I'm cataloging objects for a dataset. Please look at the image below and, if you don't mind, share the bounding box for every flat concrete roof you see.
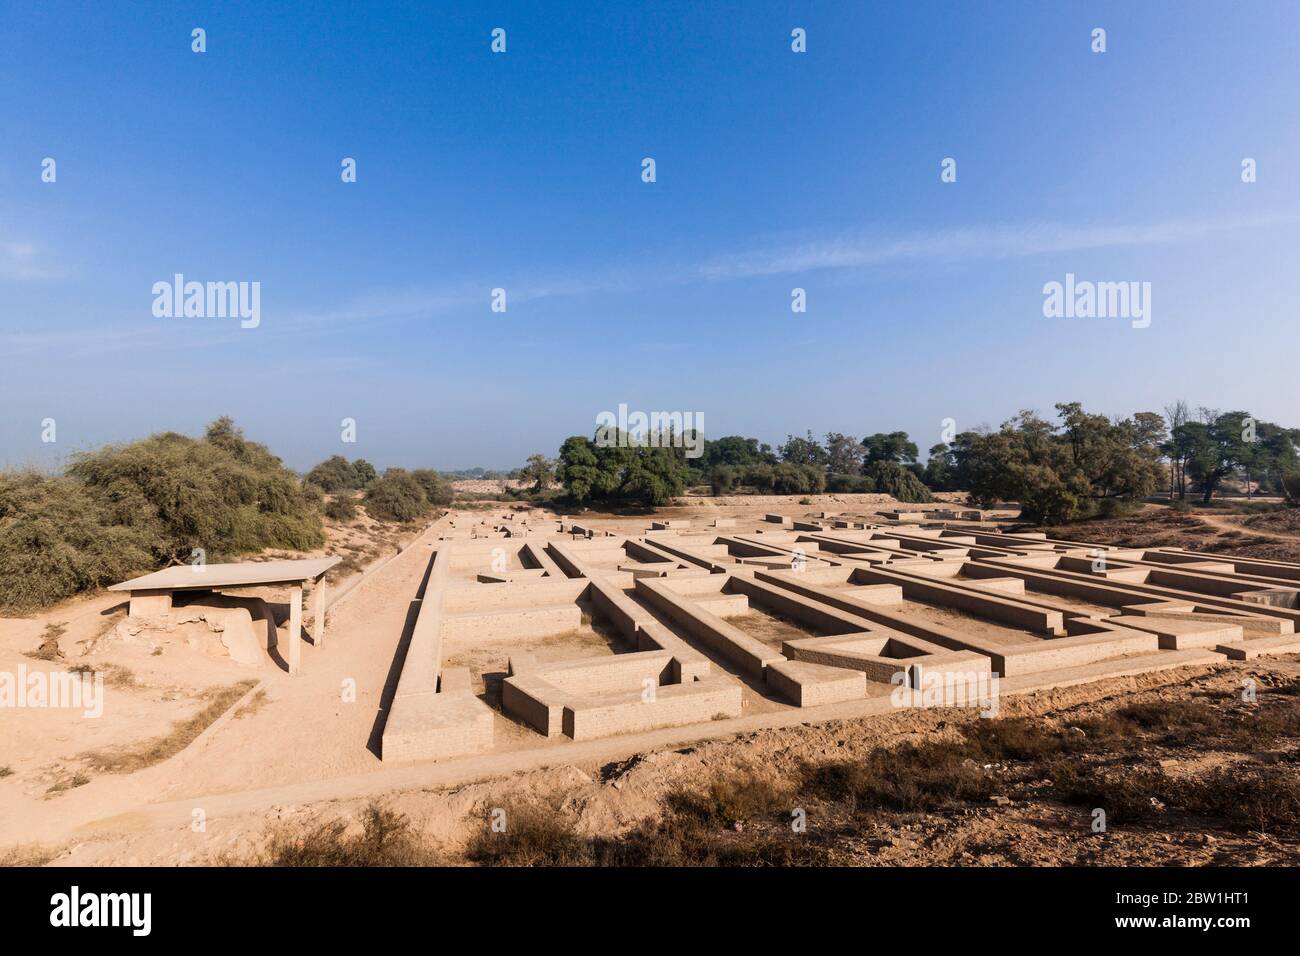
[109,557,339,592]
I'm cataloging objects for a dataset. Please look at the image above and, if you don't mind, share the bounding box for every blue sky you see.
[2,1,1298,472]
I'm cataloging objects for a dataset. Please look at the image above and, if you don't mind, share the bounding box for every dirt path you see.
[0,515,451,849]
[25,649,1223,854]
[44,656,1298,866]
[1197,510,1300,542]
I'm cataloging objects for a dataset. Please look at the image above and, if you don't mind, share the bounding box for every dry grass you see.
[46,771,90,794]
[233,688,268,719]
[464,781,833,867]
[1047,762,1300,831]
[465,697,1300,864]
[221,676,1300,867]
[243,804,443,866]
[725,606,819,647]
[0,844,57,867]
[81,680,257,774]
[67,662,136,688]
[25,622,67,661]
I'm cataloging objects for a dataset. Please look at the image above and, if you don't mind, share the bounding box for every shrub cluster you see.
[0,418,324,612]
[324,495,358,521]
[364,468,437,522]
[304,455,376,493]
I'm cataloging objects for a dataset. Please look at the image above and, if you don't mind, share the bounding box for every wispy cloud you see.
[692,215,1289,281]
[309,214,1285,327]
[0,238,60,280]
[6,213,1288,356]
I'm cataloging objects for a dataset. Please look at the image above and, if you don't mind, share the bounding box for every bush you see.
[364,469,431,522]
[740,463,776,493]
[67,418,324,563]
[828,473,874,493]
[1096,497,1143,519]
[411,469,453,507]
[305,455,362,493]
[0,471,156,612]
[863,460,933,503]
[710,465,738,496]
[255,804,442,866]
[772,462,826,495]
[324,495,358,521]
[1,419,326,613]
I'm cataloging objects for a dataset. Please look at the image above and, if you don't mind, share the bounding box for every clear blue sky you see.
[2,1,1298,472]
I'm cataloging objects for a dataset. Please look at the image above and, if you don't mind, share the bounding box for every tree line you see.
[542,401,1300,522]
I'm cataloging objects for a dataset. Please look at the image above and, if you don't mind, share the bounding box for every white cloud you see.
[0,238,60,280]
[692,216,1288,281]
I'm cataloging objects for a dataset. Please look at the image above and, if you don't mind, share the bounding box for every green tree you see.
[556,433,688,507]
[923,443,955,491]
[411,469,454,507]
[779,432,827,469]
[861,432,919,466]
[365,468,432,522]
[556,436,605,504]
[0,470,156,612]
[824,432,864,476]
[702,436,776,469]
[521,454,555,493]
[865,460,933,502]
[68,419,324,561]
[964,405,1163,522]
[352,459,377,487]
[306,455,361,493]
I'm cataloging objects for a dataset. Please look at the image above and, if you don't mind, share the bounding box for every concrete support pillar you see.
[288,585,303,675]
[311,575,327,647]
[128,589,173,621]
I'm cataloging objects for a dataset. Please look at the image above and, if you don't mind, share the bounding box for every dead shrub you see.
[800,739,996,812]
[1049,762,1300,832]
[464,798,594,866]
[257,804,442,866]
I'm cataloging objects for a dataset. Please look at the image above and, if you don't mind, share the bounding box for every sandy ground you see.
[27,657,1300,866]
[5,494,1297,866]
[0,507,448,852]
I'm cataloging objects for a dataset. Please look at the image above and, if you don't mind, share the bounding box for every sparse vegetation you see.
[67,662,137,688]
[26,622,67,661]
[247,804,443,866]
[82,680,257,774]
[217,673,1300,868]
[46,772,90,794]
[0,845,57,867]
[234,688,269,720]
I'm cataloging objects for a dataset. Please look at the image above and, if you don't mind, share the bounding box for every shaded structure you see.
[109,558,338,674]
